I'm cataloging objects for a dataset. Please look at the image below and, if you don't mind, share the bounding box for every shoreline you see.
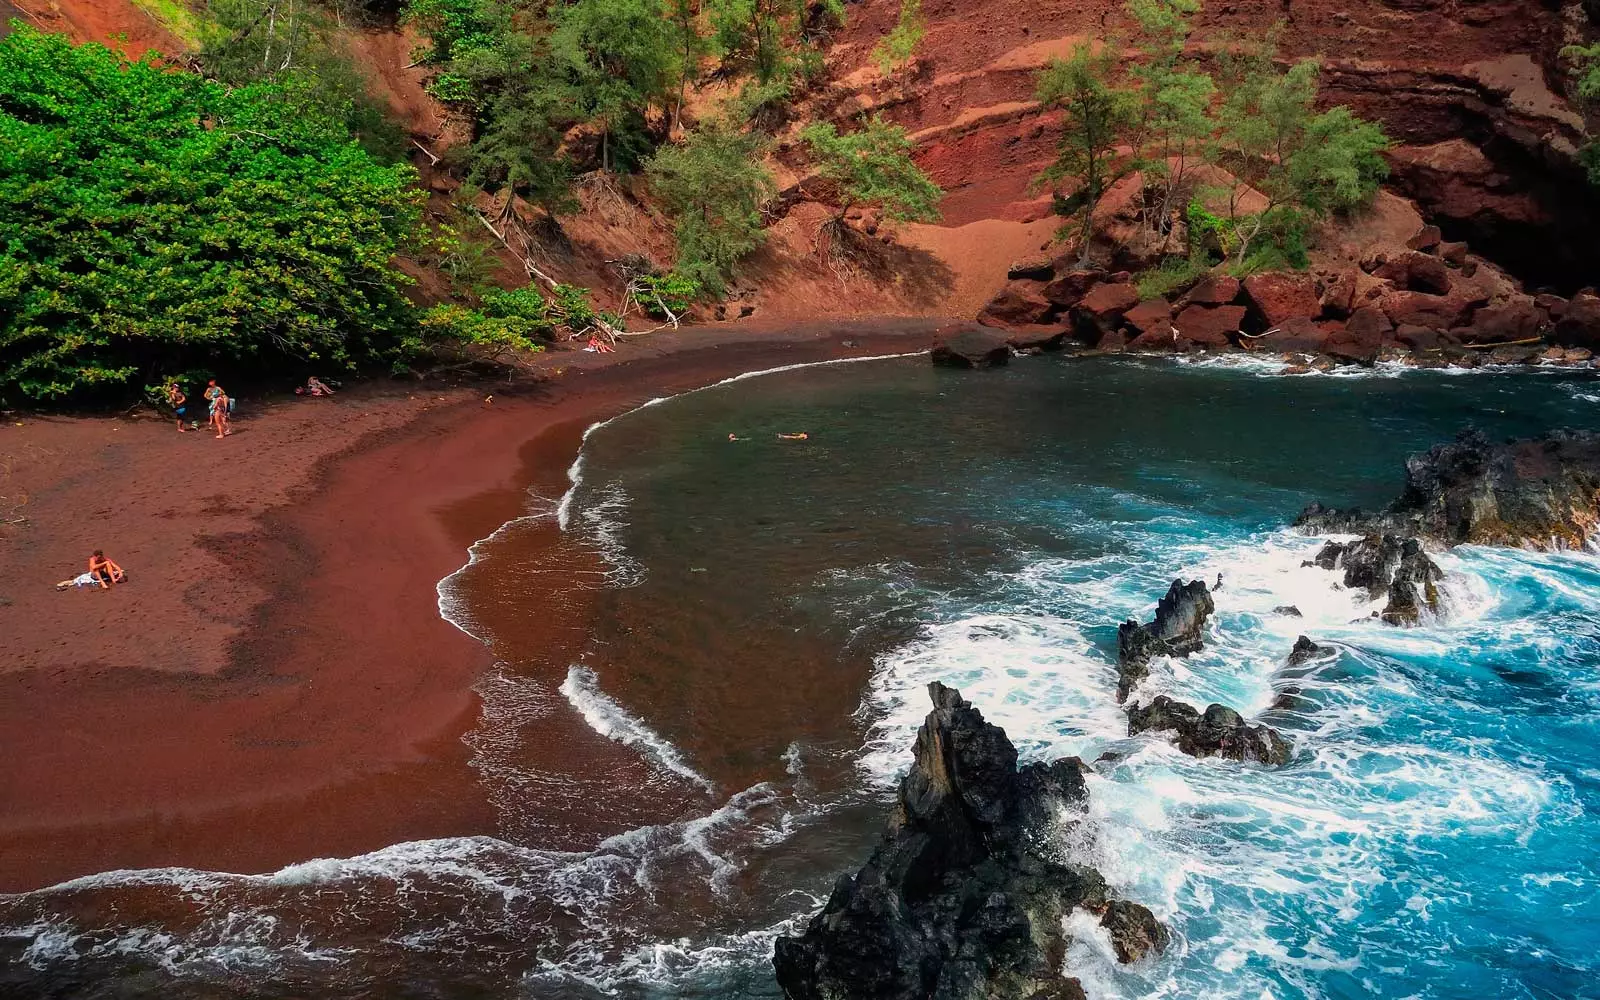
[0,318,944,893]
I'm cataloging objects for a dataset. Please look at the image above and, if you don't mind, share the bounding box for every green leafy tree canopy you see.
[800,116,942,223]
[646,123,776,295]
[0,26,424,402]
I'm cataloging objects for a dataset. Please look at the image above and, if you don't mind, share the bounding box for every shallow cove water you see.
[4,356,1600,999]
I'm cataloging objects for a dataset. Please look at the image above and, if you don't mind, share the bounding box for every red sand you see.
[0,320,942,892]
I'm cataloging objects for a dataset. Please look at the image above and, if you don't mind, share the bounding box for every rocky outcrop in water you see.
[930,325,1012,368]
[1297,430,1600,551]
[1304,534,1444,625]
[1285,635,1331,669]
[1126,696,1292,766]
[773,683,1166,1000]
[1115,579,1214,701]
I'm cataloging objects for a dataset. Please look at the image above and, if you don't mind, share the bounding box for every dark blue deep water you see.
[6,355,1599,1000]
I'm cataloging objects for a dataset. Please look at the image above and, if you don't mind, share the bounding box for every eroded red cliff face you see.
[820,0,1597,292]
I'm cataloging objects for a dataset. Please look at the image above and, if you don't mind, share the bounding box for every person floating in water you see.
[728,433,744,442]
[777,432,809,441]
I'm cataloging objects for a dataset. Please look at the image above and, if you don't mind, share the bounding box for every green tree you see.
[872,0,924,76]
[199,0,407,160]
[1123,0,1214,235]
[1213,46,1388,263]
[646,123,776,294]
[0,27,425,401]
[799,116,942,223]
[1034,41,1135,264]
[550,0,678,171]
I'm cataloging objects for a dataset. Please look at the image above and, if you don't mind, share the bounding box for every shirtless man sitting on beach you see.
[87,550,124,589]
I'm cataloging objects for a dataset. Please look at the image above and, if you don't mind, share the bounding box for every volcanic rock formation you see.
[1303,534,1444,625]
[1115,579,1215,701]
[1297,429,1600,550]
[1126,696,1292,766]
[773,683,1166,1000]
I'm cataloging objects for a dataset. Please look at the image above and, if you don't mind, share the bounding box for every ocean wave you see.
[559,665,717,794]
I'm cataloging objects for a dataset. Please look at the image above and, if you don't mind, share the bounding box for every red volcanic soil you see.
[9,0,180,59]
[0,320,942,892]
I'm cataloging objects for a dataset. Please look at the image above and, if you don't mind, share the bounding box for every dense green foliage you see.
[0,26,426,402]
[417,285,551,359]
[800,117,942,223]
[1036,0,1389,272]
[646,123,775,294]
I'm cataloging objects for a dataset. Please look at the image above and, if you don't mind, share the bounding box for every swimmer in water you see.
[728,433,744,441]
[778,432,809,440]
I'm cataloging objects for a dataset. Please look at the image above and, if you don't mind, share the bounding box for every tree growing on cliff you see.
[800,117,942,227]
[646,123,777,295]
[1123,0,1214,237]
[1209,46,1388,268]
[872,0,925,76]
[1034,41,1136,265]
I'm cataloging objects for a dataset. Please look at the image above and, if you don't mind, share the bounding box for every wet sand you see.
[0,319,942,892]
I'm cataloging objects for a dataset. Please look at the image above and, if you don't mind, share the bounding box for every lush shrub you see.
[416,285,550,360]
[0,27,424,402]
[1135,257,1207,299]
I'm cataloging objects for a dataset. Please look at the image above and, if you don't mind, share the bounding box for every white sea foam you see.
[559,664,717,793]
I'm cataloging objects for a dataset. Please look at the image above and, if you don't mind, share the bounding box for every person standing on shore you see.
[165,383,189,433]
[205,380,231,438]
[211,387,232,439]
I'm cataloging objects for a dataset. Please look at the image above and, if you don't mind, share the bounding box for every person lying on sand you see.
[56,572,103,591]
[777,432,809,441]
[87,550,124,589]
[295,377,335,397]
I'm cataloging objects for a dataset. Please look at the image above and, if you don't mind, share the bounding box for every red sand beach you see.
[0,320,941,892]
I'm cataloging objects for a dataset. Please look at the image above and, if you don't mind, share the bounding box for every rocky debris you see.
[1302,534,1443,625]
[932,326,1011,368]
[1007,255,1056,281]
[1296,429,1600,550]
[1123,299,1174,339]
[1072,283,1141,344]
[1459,296,1545,344]
[1380,289,1476,331]
[1044,269,1111,308]
[1318,270,1359,318]
[1182,275,1241,307]
[1172,304,1245,348]
[1126,696,1292,766]
[1553,293,1600,351]
[1099,901,1171,964]
[1374,251,1453,295]
[1116,579,1214,701]
[977,281,1056,330]
[773,683,1166,1000]
[1274,605,1303,617]
[1406,225,1443,252]
[1244,273,1321,328]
